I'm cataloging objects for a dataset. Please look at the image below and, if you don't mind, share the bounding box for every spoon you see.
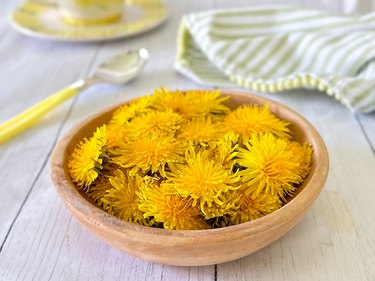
[0,48,149,144]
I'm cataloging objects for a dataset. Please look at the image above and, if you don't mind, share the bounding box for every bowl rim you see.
[50,90,329,238]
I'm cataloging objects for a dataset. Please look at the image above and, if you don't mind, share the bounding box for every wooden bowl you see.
[50,91,329,266]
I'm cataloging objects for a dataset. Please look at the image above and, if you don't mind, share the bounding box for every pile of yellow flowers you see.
[69,89,312,230]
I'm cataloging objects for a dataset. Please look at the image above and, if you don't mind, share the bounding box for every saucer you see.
[10,0,168,42]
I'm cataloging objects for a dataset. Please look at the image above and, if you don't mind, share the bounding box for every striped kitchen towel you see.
[175,6,375,113]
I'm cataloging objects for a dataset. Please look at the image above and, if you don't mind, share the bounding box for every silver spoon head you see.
[94,48,149,84]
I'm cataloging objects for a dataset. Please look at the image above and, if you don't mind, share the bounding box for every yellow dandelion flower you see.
[110,96,153,126]
[111,135,185,177]
[86,176,112,206]
[101,169,148,225]
[209,132,239,169]
[225,104,292,143]
[138,181,209,230]
[287,141,313,179]
[237,133,308,200]
[151,88,198,119]
[152,88,230,120]
[202,190,241,220]
[68,125,107,188]
[168,148,240,211]
[230,190,281,224]
[177,117,229,148]
[129,110,182,137]
[107,123,129,147]
[184,89,231,116]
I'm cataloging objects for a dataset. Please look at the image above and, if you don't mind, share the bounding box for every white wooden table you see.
[1,0,375,280]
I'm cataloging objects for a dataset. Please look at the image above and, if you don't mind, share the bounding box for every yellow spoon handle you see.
[0,79,89,144]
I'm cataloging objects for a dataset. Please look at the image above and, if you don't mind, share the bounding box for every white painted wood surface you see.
[0,0,374,280]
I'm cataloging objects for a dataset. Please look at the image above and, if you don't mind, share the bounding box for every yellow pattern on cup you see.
[59,0,123,26]
[61,14,122,26]
[74,0,121,8]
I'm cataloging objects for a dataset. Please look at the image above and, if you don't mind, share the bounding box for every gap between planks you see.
[354,114,375,155]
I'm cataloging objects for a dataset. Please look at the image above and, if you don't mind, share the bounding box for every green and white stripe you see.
[175,6,375,113]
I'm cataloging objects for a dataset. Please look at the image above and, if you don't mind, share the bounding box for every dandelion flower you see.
[237,133,308,200]
[287,141,313,179]
[202,190,241,220]
[209,132,239,169]
[129,110,182,137]
[101,169,148,225]
[230,190,281,224]
[177,117,229,148]
[69,125,107,188]
[184,89,230,117]
[110,96,152,126]
[138,181,209,230]
[225,104,292,143]
[107,123,129,147]
[111,135,185,177]
[87,176,112,206]
[151,88,198,119]
[168,148,240,212]
[152,88,230,120]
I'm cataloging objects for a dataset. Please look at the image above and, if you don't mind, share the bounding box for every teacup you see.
[57,0,124,26]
